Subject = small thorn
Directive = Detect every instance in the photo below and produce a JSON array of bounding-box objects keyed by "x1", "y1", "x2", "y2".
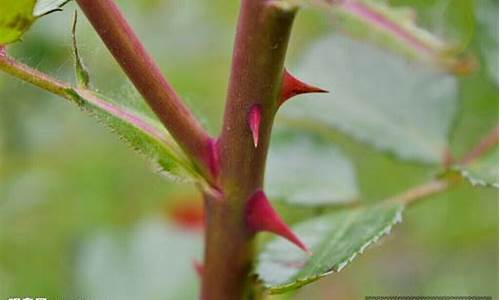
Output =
[
  {"x1": 246, "y1": 190, "x2": 310, "y2": 254},
  {"x1": 279, "y1": 69, "x2": 328, "y2": 105},
  {"x1": 247, "y1": 105, "x2": 262, "y2": 148},
  {"x1": 193, "y1": 260, "x2": 204, "y2": 278},
  {"x1": 206, "y1": 138, "x2": 220, "y2": 177}
]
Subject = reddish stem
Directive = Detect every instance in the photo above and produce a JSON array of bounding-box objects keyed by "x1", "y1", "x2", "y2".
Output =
[
  {"x1": 460, "y1": 124, "x2": 499, "y2": 165},
  {"x1": 202, "y1": 1, "x2": 298, "y2": 299},
  {"x1": 75, "y1": 0, "x2": 215, "y2": 183}
]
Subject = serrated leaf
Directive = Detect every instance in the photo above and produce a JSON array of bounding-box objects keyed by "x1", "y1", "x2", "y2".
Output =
[
  {"x1": 265, "y1": 128, "x2": 359, "y2": 206},
  {"x1": 306, "y1": 0, "x2": 468, "y2": 72},
  {"x1": 455, "y1": 145, "x2": 498, "y2": 188},
  {"x1": 66, "y1": 88, "x2": 200, "y2": 182},
  {"x1": 281, "y1": 34, "x2": 458, "y2": 164},
  {"x1": 256, "y1": 203, "x2": 403, "y2": 294},
  {"x1": 0, "y1": 0, "x2": 70, "y2": 45}
]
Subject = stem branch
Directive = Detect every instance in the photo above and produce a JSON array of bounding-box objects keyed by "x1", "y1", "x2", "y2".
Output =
[
  {"x1": 460, "y1": 124, "x2": 499, "y2": 164},
  {"x1": 390, "y1": 124, "x2": 499, "y2": 206},
  {"x1": 388, "y1": 176, "x2": 460, "y2": 206},
  {"x1": 75, "y1": 0, "x2": 214, "y2": 181},
  {"x1": 0, "y1": 52, "x2": 70, "y2": 97}
]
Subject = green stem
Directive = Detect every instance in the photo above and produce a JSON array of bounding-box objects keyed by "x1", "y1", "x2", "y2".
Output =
[
  {"x1": 0, "y1": 52, "x2": 70, "y2": 97},
  {"x1": 202, "y1": 1, "x2": 298, "y2": 299},
  {"x1": 389, "y1": 124, "x2": 499, "y2": 206},
  {"x1": 387, "y1": 175, "x2": 461, "y2": 206}
]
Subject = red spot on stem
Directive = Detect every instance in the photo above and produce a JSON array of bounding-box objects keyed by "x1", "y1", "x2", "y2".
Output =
[
  {"x1": 245, "y1": 190, "x2": 310, "y2": 254},
  {"x1": 279, "y1": 69, "x2": 328, "y2": 105},
  {"x1": 247, "y1": 105, "x2": 262, "y2": 148}
]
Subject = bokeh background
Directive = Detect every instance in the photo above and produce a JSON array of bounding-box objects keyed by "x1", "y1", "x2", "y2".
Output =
[{"x1": 0, "y1": 0, "x2": 497, "y2": 299}]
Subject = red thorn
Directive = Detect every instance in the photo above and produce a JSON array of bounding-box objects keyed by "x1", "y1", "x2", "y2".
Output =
[
  {"x1": 193, "y1": 260, "x2": 204, "y2": 278},
  {"x1": 246, "y1": 190, "x2": 310, "y2": 254},
  {"x1": 247, "y1": 105, "x2": 262, "y2": 148},
  {"x1": 206, "y1": 138, "x2": 220, "y2": 178},
  {"x1": 279, "y1": 69, "x2": 328, "y2": 105}
]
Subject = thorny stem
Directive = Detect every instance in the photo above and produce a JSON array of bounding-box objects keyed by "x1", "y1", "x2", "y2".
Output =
[
  {"x1": 1, "y1": 1, "x2": 497, "y2": 299},
  {"x1": 202, "y1": 1, "x2": 298, "y2": 299},
  {"x1": 75, "y1": 0, "x2": 215, "y2": 183}
]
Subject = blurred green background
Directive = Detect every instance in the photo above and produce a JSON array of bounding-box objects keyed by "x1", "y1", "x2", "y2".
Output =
[{"x1": 0, "y1": 0, "x2": 497, "y2": 299}]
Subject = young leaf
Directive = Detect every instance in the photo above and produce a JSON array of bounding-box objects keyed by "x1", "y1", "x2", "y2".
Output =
[
  {"x1": 455, "y1": 145, "x2": 498, "y2": 188},
  {"x1": 305, "y1": 0, "x2": 468, "y2": 72},
  {"x1": 71, "y1": 10, "x2": 90, "y2": 88},
  {"x1": 0, "y1": 0, "x2": 70, "y2": 45},
  {"x1": 281, "y1": 35, "x2": 458, "y2": 164},
  {"x1": 255, "y1": 203, "x2": 404, "y2": 294},
  {"x1": 265, "y1": 128, "x2": 359, "y2": 206},
  {"x1": 66, "y1": 88, "x2": 200, "y2": 182}
]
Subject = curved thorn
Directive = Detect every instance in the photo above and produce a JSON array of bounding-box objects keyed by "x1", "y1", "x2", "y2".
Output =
[
  {"x1": 246, "y1": 190, "x2": 310, "y2": 254},
  {"x1": 279, "y1": 68, "x2": 328, "y2": 105}
]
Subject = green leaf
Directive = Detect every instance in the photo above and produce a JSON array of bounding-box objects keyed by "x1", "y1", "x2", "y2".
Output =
[
  {"x1": 0, "y1": 0, "x2": 70, "y2": 45},
  {"x1": 0, "y1": 0, "x2": 36, "y2": 45},
  {"x1": 306, "y1": 0, "x2": 468, "y2": 72},
  {"x1": 265, "y1": 128, "x2": 359, "y2": 206},
  {"x1": 455, "y1": 145, "x2": 498, "y2": 188},
  {"x1": 71, "y1": 11, "x2": 90, "y2": 88},
  {"x1": 281, "y1": 34, "x2": 458, "y2": 164},
  {"x1": 66, "y1": 88, "x2": 200, "y2": 182},
  {"x1": 256, "y1": 202, "x2": 403, "y2": 294}
]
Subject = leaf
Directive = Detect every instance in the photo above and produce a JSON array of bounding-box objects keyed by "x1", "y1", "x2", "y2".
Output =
[
  {"x1": 0, "y1": 0, "x2": 36, "y2": 45},
  {"x1": 305, "y1": 0, "x2": 468, "y2": 72},
  {"x1": 265, "y1": 128, "x2": 359, "y2": 206},
  {"x1": 66, "y1": 88, "x2": 200, "y2": 182},
  {"x1": 475, "y1": 0, "x2": 498, "y2": 83},
  {"x1": 71, "y1": 10, "x2": 90, "y2": 88},
  {"x1": 455, "y1": 145, "x2": 498, "y2": 188},
  {"x1": 256, "y1": 202, "x2": 403, "y2": 294},
  {"x1": 0, "y1": 0, "x2": 70, "y2": 45},
  {"x1": 33, "y1": 0, "x2": 70, "y2": 17},
  {"x1": 281, "y1": 34, "x2": 458, "y2": 164}
]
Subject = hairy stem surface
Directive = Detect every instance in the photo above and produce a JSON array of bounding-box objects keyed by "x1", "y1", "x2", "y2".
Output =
[
  {"x1": 202, "y1": 1, "x2": 297, "y2": 299},
  {"x1": 0, "y1": 52, "x2": 70, "y2": 97}
]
